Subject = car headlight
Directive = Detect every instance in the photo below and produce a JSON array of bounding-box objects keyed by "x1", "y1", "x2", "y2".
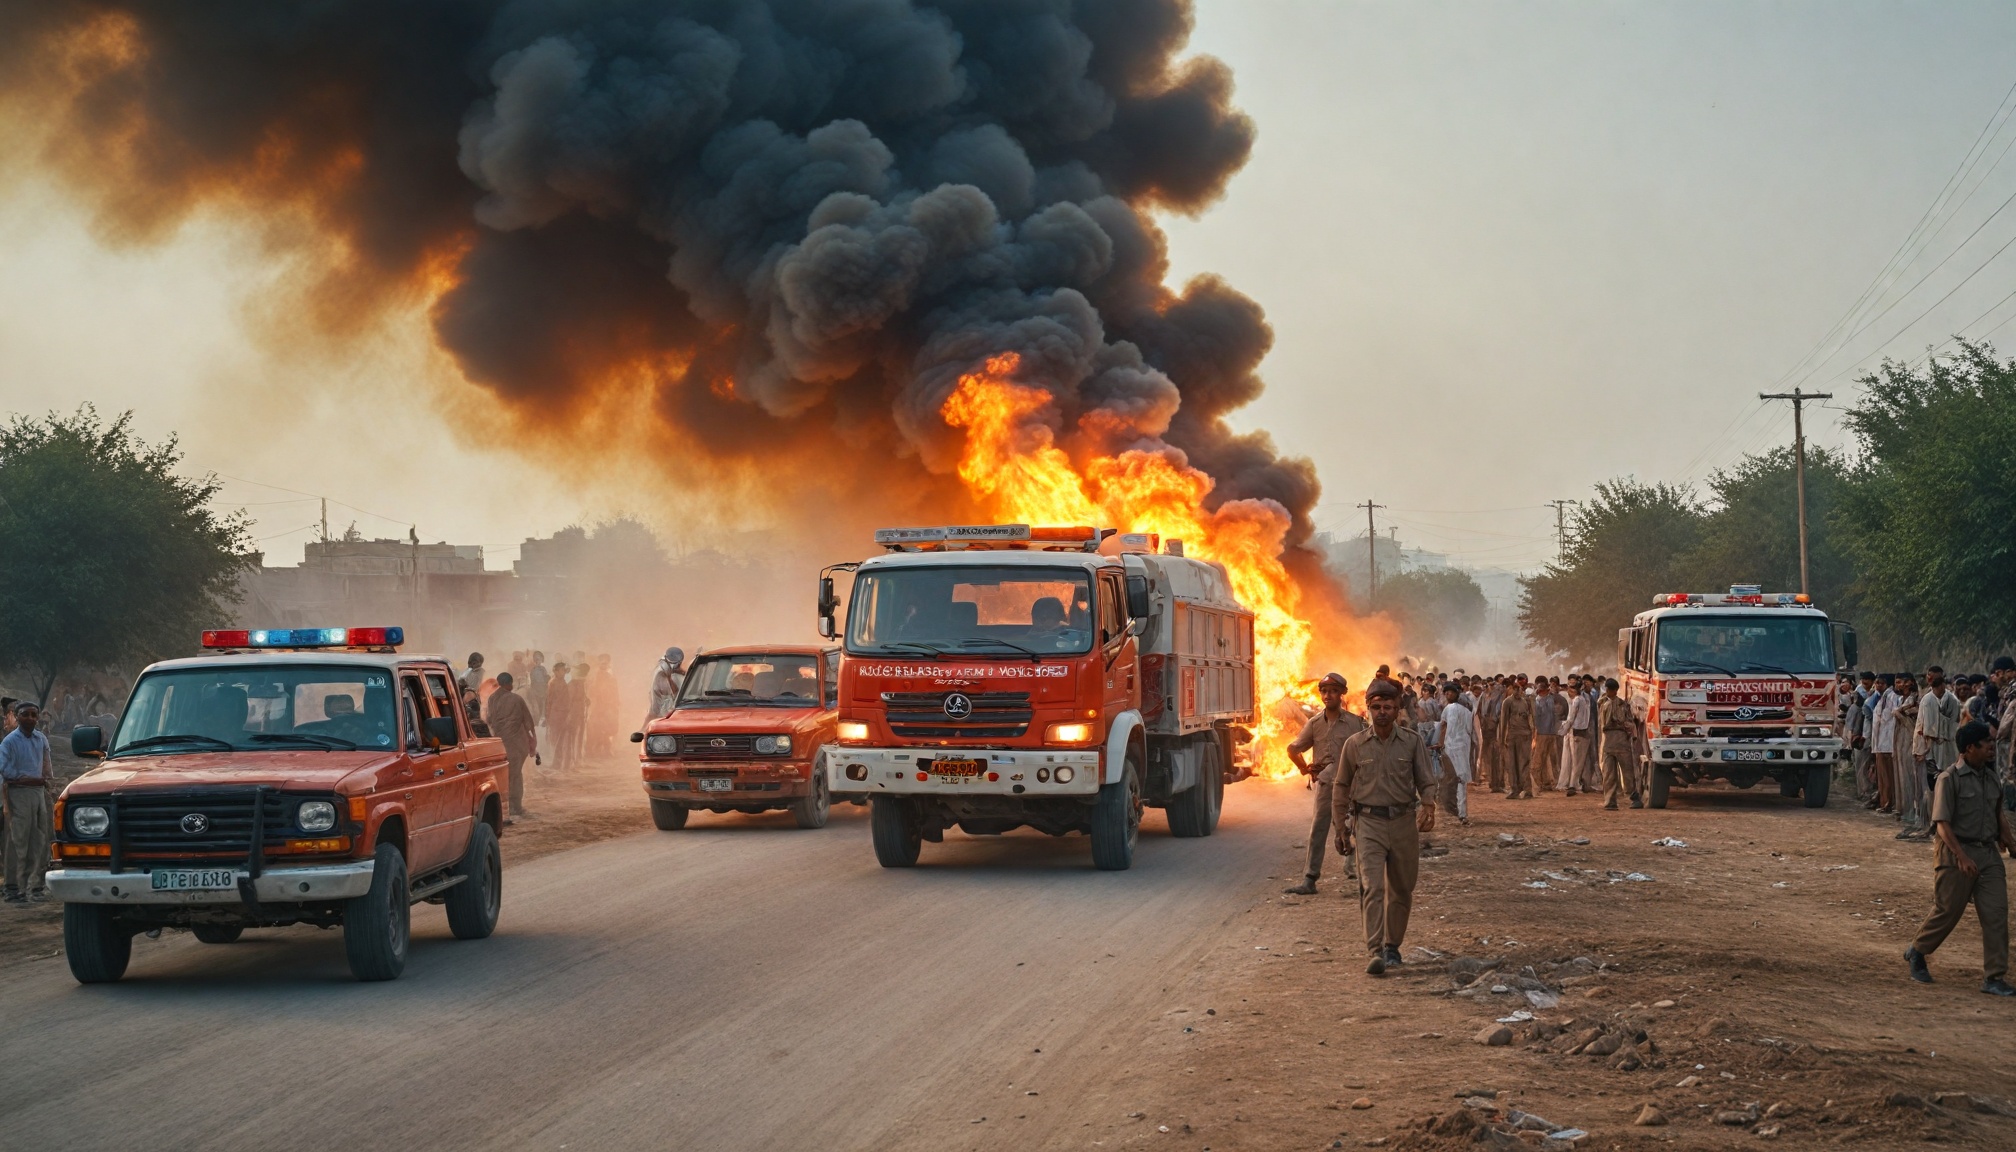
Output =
[
  {"x1": 755, "y1": 734, "x2": 793, "y2": 755},
  {"x1": 1044, "y1": 722, "x2": 1096, "y2": 744},
  {"x1": 71, "y1": 805, "x2": 110, "y2": 839},
  {"x1": 645, "y1": 734, "x2": 678, "y2": 755},
  {"x1": 837, "y1": 721, "x2": 870, "y2": 742},
  {"x1": 297, "y1": 800, "x2": 338, "y2": 833}
]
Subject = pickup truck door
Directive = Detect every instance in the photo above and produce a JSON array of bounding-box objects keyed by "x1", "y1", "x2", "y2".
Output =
[{"x1": 417, "y1": 671, "x2": 474, "y2": 873}]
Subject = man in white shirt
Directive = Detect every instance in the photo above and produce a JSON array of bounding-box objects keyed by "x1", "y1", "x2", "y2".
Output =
[
  {"x1": 1872, "y1": 674, "x2": 1901, "y2": 814},
  {"x1": 1432, "y1": 683, "x2": 1475, "y2": 824}
]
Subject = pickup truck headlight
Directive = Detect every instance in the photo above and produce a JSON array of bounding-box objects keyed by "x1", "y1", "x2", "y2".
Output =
[
  {"x1": 296, "y1": 800, "x2": 338, "y2": 833},
  {"x1": 836, "y1": 721, "x2": 870, "y2": 742},
  {"x1": 1044, "y1": 722, "x2": 1096, "y2": 744},
  {"x1": 645, "y1": 734, "x2": 677, "y2": 755},
  {"x1": 755, "y1": 734, "x2": 793, "y2": 755},
  {"x1": 71, "y1": 805, "x2": 110, "y2": 839}
]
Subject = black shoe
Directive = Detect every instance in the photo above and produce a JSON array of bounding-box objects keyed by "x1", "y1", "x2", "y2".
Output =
[
  {"x1": 1905, "y1": 947, "x2": 1932, "y2": 984},
  {"x1": 1983, "y1": 978, "x2": 2016, "y2": 997},
  {"x1": 1366, "y1": 953, "x2": 1386, "y2": 976},
  {"x1": 1283, "y1": 879, "x2": 1317, "y2": 896},
  {"x1": 1382, "y1": 945, "x2": 1403, "y2": 967},
  {"x1": 1628, "y1": 800, "x2": 1644, "y2": 809}
]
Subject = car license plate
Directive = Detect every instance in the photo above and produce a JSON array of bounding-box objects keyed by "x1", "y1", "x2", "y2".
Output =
[
  {"x1": 927, "y1": 758, "x2": 984, "y2": 778},
  {"x1": 1721, "y1": 749, "x2": 1768, "y2": 762},
  {"x1": 698, "y1": 777, "x2": 733, "y2": 793},
  {"x1": 151, "y1": 869, "x2": 237, "y2": 891}
]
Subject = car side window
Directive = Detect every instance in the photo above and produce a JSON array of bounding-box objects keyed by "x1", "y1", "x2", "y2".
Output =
[
  {"x1": 424, "y1": 672, "x2": 463, "y2": 740},
  {"x1": 400, "y1": 676, "x2": 431, "y2": 753},
  {"x1": 1099, "y1": 574, "x2": 1124, "y2": 645},
  {"x1": 821, "y1": 655, "x2": 839, "y2": 709}
]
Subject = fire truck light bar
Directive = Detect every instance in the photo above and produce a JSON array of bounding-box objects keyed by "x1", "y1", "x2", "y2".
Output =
[
  {"x1": 202, "y1": 627, "x2": 405, "y2": 649},
  {"x1": 1652, "y1": 592, "x2": 1810, "y2": 607},
  {"x1": 873, "y1": 524, "x2": 1034, "y2": 545}
]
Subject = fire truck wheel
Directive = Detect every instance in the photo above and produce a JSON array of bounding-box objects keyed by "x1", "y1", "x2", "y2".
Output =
[
  {"x1": 343, "y1": 843, "x2": 410, "y2": 982},
  {"x1": 791, "y1": 769, "x2": 831, "y2": 829},
  {"x1": 1167, "y1": 738, "x2": 1223, "y2": 838},
  {"x1": 871, "y1": 796, "x2": 922, "y2": 867},
  {"x1": 650, "y1": 800, "x2": 690, "y2": 830},
  {"x1": 1647, "y1": 766, "x2": 1671, "y2": 809},
  {"x1": 1091, "y1": 750, "x2": 1143, "y2": 871},
  {"x1": 63, "y1": 903, "x2": 133, "y2": 984},
  {"x1": 445, "y1": 822, "x2": 502, "y2": 940},
  {"x1": 191, "y1": 925, "x2": 243, "y2": 944},
  {"x1": 1802, "y1": 766, "x2": 1831, "y2": 808}
]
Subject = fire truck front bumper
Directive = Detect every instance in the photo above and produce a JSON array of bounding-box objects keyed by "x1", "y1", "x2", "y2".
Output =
[
  {"x1": 1647, "y1": 738, "x2": 1846, "y2": 766},
  {"x1": 827, "y1": 747, "x2": 1103, "y2": 798}
]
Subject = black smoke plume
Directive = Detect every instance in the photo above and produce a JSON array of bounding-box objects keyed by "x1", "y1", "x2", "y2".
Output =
[{"x1": 2, "y1": 0, "x2": 1322, "y2": 549}]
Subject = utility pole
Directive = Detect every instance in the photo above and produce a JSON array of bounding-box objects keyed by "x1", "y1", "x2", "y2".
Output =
[
  {"x1": 1545, "y1": 499, "x2": 1580, "y2": 561},
  {"x1": 1758, "y1": 388, "x2": 1831, "y2": 597},
  {"x1": 1358, "y1": 500, "x2": 1385, "y2": 602},
  {"x1": 319, "y1": 497, "x2": 329, "y2": 544}
]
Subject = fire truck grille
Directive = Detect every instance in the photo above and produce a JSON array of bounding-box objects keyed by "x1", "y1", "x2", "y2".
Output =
[
  {"x1": 882, "y1": 691, "x2": 1033, "y2": 738},
  {"x1": 1705, "y1": 708, "x2": 1792, "y2": 722},
  {"x1": 1708, "y1": 726, "x2": 1792, "y2": 740},
  {"x1": 110, "y1": 788, "x2": 290, "y2": 862},
  {"x1": 677, "y1": 735, "x2": 756, "y2": 757}
]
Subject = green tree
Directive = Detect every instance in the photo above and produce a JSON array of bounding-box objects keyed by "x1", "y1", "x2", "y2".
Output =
[
  {"x1": 1376, "y1": 567, "x2": 1488, "y2": 653},
  {"x1": 0, "y1": 408, "x2": 252, "y2": 704},
  {"x1": 1835, "y1": 342, "x2": 2016, "y2": 658},
  {"x1": 1519, "y1": 480, "x2": 1704, "y2": 663},
  {"x1": 1680, "y1": 445, "x2": 1855, "y2": 609}
]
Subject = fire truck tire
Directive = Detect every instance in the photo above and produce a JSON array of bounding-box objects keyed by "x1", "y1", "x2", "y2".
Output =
[
  {"x1": 1167, "y1": 739, "x2": 1224, "y2": 838},
  {"x1": 1648, "y1": 766, "x2": 1671, "y2": 809},
  {"x1": 871, "y1": 796, "x2": 922, "y2": 867},
  {"x1": 445, "y1": 822, "x2": 502, "y2": 940},
  {"x1": 791, "y1": 770, "x2": 831, "y2": 829},
  {"x1": 1802, "y1": 766, "x2": 1831, "y2": 808},
  {"x1": 343, "y1": 844, "x2": 410, "y2": 982},
  {"x1": 191, "y1": 925, "x2": 243, "y2": 944},
  {"x1": 1090, "y1": 750, "x2": 1143, "y2": 871},
  {"x1": 650, "y1": 800, "x2": 690, "y2": 830},
  {"x1": 63, "y1": 903, "x2": 133, "y2": 984}
]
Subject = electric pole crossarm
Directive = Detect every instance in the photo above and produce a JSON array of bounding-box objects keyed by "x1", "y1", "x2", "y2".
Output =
[{"x1": 1758, "y1": 388, "x2": 1832, "y2": 597}]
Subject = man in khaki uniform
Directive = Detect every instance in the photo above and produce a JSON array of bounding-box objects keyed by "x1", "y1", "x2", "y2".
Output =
[
  {"x1": 1477, "y1": 679, "x2": 1503, "y2": 792},
  {"x1": 1498, "y1": 676, "x2": 1535, "y2": 799},
  {"x1": 1285, "y1": 673, "x2": 1366, "y2": 895},
  {"x1": 1905, "y1": 722, "x2": 2016, "y2": 994},
  {"x1": 485, "y1": 672, "x2": 538, "y2": 819},
  {"x1": 1333, "y1": 679, "x2": 1438, "y2": 975},
  {"x1": 1598, "y1": 678, "x2": 1642, "y2": 809}
]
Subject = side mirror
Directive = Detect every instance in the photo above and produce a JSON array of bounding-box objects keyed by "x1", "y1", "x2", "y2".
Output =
[
  {"x1": 630, "y1": 731, "x2": 645, "y2": 744},
  {"x1": 1832, "y1": 621, "x2": 1859, "y2": 671},
  {"x1": 817, "y1": 575, "x2": 839, "y2": 639},
  {"x1": 1125, "y1": 574, "x2": 1151, "y2": 620},
  {"x1": 71, "y1": 725, "x2": 104, "y2": 756},
  {"x1": 423, "y1": 716, "x2": 460, "y2": 748}
]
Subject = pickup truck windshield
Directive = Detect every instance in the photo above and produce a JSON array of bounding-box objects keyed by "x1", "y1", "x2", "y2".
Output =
[
  {"x1": 112, "y1": 664, "x2": 399, "y2": 756},
  {"x1": 1655, "y1": 615, "x2": 1833, "y2": 675},
  {"x1": 679, "y1": 655, "x2": 822, "y2": 707},
  {"x1": 847, "y1": 566, "x2": 1094, "y2": 656}
]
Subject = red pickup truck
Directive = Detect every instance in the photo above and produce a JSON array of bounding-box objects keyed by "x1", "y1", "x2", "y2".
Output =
[
  {"x1": 49, "y1": 628, "x2": 506, "y2": 983},
  {"x1": 636, "y1": 646, "x2": 840, "y2": 829}
]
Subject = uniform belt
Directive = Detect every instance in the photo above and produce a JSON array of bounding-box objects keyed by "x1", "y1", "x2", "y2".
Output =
[
  {"x1": 1354, "y1": 803, "x2": 1415, "y2": 820},
  {"x1": 5, "y1": 779, "x2": 46, "y2": 787}
]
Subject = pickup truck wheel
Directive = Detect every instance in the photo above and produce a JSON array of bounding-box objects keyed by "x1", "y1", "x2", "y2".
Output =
[
  {"x1": 1166, "y1": 738, "x2": 1222, "y2": 838},
  {"x1": 63, "y1": 903, "x2": 133, "y2": 984},
  {"x1": 870, "y1": 796, "x2": 922, "y2": 867},
  {"x1": 343, "y1": 844, "x2": 410, "y2": 982},
  {"x1": 444, "y1": 821, "x2": 502, "y2": 940},
  {"x1": 649, "y1": 799, "x2": 690, "y2": 830},
  {"x1": 192, "y1": 925, "x2": 243, "y2": 944},
  {"x1": 1090, "y1": 749, "x2": 1144, "y2": 871},
  {"x1": 790, "y1": 768, "x2": 831, "y2": 829},
  {"x1": 1648, "y1": 765, "x2": 1671, "y2": 809},
  {"x1": 1802, "y1": 765, "x2": 1832, "y2": 808}
]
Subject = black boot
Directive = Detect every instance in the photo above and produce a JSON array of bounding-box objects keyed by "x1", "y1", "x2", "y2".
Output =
[
  {"x1": 1905, "y1": 947, "x2": 1932, "y2": 984},
  {"x1": 1983, "y1": 978, "x2": 2016, "y2": 997}
]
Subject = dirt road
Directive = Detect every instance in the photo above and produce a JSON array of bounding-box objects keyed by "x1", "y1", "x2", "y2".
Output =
[{"x1": 4, "y1": 772, "x2": 2013, "y2": 1151}]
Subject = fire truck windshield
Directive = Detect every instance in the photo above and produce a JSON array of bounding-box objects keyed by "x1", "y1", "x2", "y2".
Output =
[
  {"x1": 112, "y1": 665, "x2": 399, "y2": 756},
  {"x1": 846, "y1": 566, "x2": 1095, "y2": 657},
  {"x1": 1654, "y1": 615, "x2": 1833, "y2": 676}
]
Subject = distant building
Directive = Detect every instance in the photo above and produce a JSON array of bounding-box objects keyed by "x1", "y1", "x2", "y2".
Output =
[{"x1": 303, "y1": 538, "x2": 486, "y2": 576}]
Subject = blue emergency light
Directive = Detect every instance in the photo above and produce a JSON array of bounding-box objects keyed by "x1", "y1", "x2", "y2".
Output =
[{"x1": 201, "y1": 627, "x2": 404, "y2": 649}]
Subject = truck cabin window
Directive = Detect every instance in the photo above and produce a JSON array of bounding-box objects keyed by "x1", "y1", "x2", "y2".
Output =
[
  {"x1": 1653, "y1": 616, "x2": 1833, "y2": 676},
  {"x1": 111, "y1": 665, "x2": 399, "y2": 755},
  {"x1": 847, "y1": 567, "x2": 1095, "y2": 656},
  {"x1": 679, "y1": 655, "x2": 822, "y2": 707}
]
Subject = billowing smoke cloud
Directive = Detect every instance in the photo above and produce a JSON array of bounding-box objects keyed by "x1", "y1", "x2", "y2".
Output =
[{"x1": 1, "y1": 0, "x2": 1320, "y2": 554}]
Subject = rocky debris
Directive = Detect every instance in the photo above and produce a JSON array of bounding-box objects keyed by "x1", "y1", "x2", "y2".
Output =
[
  {"x1": 1633, "y1": 1104, "x2": 1668, "y2": 1126},
  {"x1": 1350, "y1": 1097, "x2": 1374, "y2": 1110},
  {"x1": 1884, "y1": 1092, "x2": 1926, "y2": 1110},
  {"x1": 1675, "y1": 1075, "x2": 1700, "y2": 1088},
  {"x1": 1650, "y1": 837, "x2": 1688, "y2": 848},
  {"x1": 1755, "y1": 1124, "x2": 1781, "y2": 1138},
  {"x1": 1931, "y1": 1091, "x2": 2016, "y2": 1117},
  {"x1": 1495, "y1": 833, "x2": 1526, "y2": 847},
  {"x1": 1461, "y1": 1096, "x2": 1501, "y2": 1111},
  {"x1": 1448, "y1": 956, "x2": 1503, "y2": 981},
  {"x1": 1454, "y1": 1088, "x2": 1500, "y2": 1100},
  {"x1": 1475, "y1": 1025, "x2": 1514, "y2": 1047},
  {"x1": 1714, "y1": 1104, "x2": 1762, "y2": 1125}
]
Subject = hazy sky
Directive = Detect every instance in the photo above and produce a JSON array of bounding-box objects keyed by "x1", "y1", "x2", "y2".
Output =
[{"x1": 5, "y1": 1, "x2": 2016, "y2": 572}]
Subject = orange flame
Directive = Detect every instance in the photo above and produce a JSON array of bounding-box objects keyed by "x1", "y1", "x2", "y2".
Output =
[{"x1": 943, "y1": 353, "x2": 1328, "y2": 777}]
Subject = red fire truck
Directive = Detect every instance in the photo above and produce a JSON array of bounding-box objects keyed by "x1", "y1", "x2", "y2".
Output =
[
  {"x1": 820, "y1": 524, "x2": 1256, "y2": 870},
  {"x1": 1618, "y1": 586, "x2": 1857, "y2": 808}
]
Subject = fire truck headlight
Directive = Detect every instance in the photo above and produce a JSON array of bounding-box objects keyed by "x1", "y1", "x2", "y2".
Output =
[
  {"x1": 837, "y1": 721, "x2": 870, "y2": 742},
  {"x1": 1044, "y1": 722, "x2": 1095, "y2": 744},
  {"x1": 71, "y1": 805, "x2": 110, "y2": 839},
  {"x1": 644, "y1": 735, "x2": 677, "y2": 756},
  {"x1": 844, "y1": 763, "x2": 868, "y2": 781},
  {"x1": 1053, "y1": 766, "x2": 1076, "y2": 784},
  {"x1": 1798, "y1": 726, "x2": 1829, "y2": 738}
]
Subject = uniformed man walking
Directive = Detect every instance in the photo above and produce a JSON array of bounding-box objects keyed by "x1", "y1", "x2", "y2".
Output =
[
  {"x1": 1285, "y1": 673, "x2": 1365, "y2": 894},
  {"x1": 1598, "y1": 678, "x2": 1642, "y2": 809},
  {"x1": 1904, "y1": 721, "x2": 2016, "y2": 995},
  {"x1": 1333, "y1": 679, "x2": 1438, "y2": 975},
  {"x1": 1498, "y1": 676, "x2": 1536, "y2": 799}
]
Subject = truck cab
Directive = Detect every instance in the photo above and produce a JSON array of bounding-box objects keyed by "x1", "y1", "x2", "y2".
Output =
[
  {"x1": 635, "y1": 645, "x2": 840, "y2": 829},
  {"x1": 1618, "y1": 588, "x2": 1857, "y2": 808},
  {"x1": 48, "y1": 627, "x2": 507, "y2": 983}
]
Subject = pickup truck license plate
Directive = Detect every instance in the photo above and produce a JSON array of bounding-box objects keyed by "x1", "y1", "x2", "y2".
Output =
[
  {"x1": 698, "y1": 777, "x2": 733, "y2": 793},
  {"x1": 927, "y1": 759, "x2": 984, "y2": 778},
  {"x1": 1721, "y1": 749, "x2": 1769, "y2": 762},
  {"x1": 151, "y1": 869, "x2": 237, "y2": 891}
]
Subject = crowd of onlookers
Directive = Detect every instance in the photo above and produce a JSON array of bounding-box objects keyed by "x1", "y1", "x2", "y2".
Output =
[{"x1": 1839, "y1": 658, "x2": 2016, "y2": 837}]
